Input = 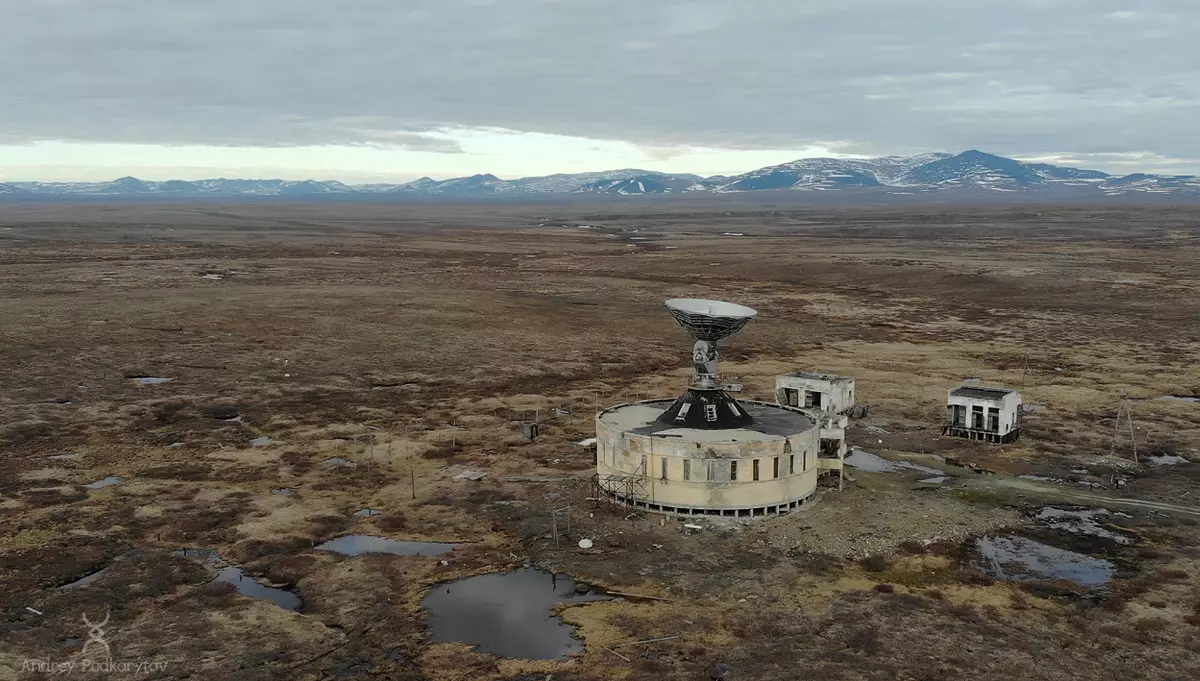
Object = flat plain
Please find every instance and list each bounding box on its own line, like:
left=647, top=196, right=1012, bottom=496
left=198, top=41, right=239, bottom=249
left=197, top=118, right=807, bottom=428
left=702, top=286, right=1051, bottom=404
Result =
left=1, top=201, right=1199, bottom=681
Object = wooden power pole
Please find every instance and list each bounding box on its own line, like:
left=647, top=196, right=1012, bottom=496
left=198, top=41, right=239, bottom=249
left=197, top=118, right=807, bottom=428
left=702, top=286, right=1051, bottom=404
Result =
left=1110, top=389, right=1138, bottom=464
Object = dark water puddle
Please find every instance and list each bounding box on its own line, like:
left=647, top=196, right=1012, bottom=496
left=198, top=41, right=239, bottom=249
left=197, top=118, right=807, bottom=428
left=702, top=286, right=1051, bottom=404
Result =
left=173, top=549, right=301, bottom=610
left=1157, top=395, right=1200, bottom=405
left=172, top=548, right=223, bottom=564
left=84, top=476, right=123, bottom=489
left=973, top=535, right=1115, bottom=587
left=1147, top=454, right=1189, bottom=466
left=213, top=566, right=302, bottom=611
left=845, top=448, right=942, bottom=475
left=1036, top=507, right=1134, bottom=545
left=422, top=568, right=611, bottom=659
left=1019, top=474, right=1066, bottom=484
left=316, top=535, right=459, bottom=557
left=129, top=377, right=174, bottom=385
left=59, top=567, right=111, bottom=590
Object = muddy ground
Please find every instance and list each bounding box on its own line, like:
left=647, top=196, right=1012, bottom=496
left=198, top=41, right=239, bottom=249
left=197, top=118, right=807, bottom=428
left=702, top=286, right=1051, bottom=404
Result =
left=1, top=201, right=1199, bottom=680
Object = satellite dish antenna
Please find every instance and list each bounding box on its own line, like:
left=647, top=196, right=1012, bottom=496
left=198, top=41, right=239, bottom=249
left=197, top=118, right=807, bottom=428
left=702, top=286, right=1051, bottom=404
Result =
left=664, top=299, right=757, bottom=389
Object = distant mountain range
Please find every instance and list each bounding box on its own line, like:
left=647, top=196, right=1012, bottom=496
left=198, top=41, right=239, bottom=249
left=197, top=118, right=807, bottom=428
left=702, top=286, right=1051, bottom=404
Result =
left=3, top=150, right=1199, bottom=201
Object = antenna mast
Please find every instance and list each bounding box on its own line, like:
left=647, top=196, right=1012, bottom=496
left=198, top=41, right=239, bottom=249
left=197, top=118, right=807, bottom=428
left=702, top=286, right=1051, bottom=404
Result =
left=1020, top=353, right=1035, bottom=391
left=1109, top=389, right=1138, bottom=464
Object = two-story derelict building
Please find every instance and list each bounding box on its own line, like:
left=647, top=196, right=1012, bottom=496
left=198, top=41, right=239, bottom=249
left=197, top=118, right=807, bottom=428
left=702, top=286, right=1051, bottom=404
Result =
left=943, top=385, right=1022, bottom=443
left=775, top=371, right=855, bottom=414
left=775, top=371, right=855, bottom=487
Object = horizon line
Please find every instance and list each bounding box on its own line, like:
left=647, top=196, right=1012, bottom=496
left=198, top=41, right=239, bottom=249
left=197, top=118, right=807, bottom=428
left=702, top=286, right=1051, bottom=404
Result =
left=0, top=149, right=1110, bottom=186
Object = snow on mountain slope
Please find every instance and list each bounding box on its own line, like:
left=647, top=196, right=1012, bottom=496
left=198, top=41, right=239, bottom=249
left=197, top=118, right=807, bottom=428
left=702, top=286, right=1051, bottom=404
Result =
left=1024, top=163, right=1109, bottom=182
left=580, top=173, right=711, bottom=195
left=716, top=153, right=951, bottom=192
left=509, top=169, right=701, bottom=193
left=860, top=153, right=955, bottom=184
left=4, top=151, right=1199, bottom=200
left=897, top=150, right=1047, bottom=188
left=1101, top=173, right=1200, bottom=194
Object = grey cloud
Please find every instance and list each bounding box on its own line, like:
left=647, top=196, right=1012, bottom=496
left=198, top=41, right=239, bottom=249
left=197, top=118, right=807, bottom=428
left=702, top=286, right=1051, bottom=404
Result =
left=2, top=0, right=1199, bottom=171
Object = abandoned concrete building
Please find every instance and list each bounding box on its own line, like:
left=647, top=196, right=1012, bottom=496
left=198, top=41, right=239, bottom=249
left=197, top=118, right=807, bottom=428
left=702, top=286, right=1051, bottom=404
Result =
left=943, top=385, right=1022, bottom=443
left=775, top=372, right=856, bottom=414
left=775, top=372, right=852, bottom=482
left=594, top=299, right=838, bottom=517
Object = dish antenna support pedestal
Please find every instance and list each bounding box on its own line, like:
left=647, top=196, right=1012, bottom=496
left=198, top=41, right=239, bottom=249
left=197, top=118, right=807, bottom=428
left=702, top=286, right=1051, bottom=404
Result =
left=664, top=299, right=757, bottom=390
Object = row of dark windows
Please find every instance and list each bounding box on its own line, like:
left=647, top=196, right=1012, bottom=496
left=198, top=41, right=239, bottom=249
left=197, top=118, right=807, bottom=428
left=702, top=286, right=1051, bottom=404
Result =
left=600, top=442, right=813, bottom=482
left=660, top=452, right=810, bottom=482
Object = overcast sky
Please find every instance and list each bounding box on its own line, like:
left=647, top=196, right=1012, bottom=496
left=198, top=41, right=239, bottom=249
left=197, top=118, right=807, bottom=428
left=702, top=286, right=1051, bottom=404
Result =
left=3, top=0, right=1198, bottom=182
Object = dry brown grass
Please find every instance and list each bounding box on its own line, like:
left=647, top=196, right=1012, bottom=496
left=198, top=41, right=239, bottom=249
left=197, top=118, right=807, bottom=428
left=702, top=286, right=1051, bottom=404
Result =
left=1, top=202, right=1199, bottom=680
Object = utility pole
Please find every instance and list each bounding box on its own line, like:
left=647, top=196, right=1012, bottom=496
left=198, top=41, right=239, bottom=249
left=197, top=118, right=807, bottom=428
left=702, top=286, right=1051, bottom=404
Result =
left=1110, top=389, right=1138, bottom=464
left=405, top=422, right=416, bottom=498
left=1020, top=354, right=1035, bottom=391
left=551, top=505, right=571, bottom=547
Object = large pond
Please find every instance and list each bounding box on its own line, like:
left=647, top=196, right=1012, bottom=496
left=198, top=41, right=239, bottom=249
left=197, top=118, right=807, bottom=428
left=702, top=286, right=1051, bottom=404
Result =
left=422, top=568, right=611, bottom=659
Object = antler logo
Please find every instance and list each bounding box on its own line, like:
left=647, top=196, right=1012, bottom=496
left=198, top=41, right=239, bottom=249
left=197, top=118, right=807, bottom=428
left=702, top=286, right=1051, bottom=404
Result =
left=81, top=608, right=111, bottom=657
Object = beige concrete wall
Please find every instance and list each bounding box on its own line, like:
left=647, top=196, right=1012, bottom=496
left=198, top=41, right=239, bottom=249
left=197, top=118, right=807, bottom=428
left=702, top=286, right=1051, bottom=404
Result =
left=595, top=407, right=822, bottom=510
left=947, top=389, right=1022, bottom=434
left=775, top=375, right=856, bottom=414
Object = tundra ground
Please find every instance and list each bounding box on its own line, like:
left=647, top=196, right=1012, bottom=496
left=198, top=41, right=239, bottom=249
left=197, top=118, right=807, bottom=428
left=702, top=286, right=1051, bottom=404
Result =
left=1, top=201, right=1198, bottom=680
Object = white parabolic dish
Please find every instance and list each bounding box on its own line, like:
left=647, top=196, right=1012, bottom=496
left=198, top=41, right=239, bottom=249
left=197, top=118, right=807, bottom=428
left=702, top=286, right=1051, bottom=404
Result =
left=665, top=298, right=757, bottom=319
left=664, top=298, right=758, bottom=342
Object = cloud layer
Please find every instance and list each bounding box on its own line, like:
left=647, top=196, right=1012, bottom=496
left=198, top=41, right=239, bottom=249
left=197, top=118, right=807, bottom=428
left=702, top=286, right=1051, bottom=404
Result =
left=4, top=0, right=1199, bottom=170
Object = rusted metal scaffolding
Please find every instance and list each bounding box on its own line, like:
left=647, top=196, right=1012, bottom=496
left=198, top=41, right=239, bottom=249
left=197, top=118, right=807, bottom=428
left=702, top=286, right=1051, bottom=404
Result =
left=589, top=473, right=648, bottom=513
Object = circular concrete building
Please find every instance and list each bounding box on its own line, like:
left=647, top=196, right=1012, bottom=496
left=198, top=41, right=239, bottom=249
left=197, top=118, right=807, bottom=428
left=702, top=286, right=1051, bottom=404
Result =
left=594, top=299, right=825, bottom=517
left=595, top=398, right=822, bottom=516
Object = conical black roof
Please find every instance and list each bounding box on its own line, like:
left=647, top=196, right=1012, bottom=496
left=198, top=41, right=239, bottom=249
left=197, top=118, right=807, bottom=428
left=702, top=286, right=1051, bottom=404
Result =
left=654, top=388, right=755, bottom=430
